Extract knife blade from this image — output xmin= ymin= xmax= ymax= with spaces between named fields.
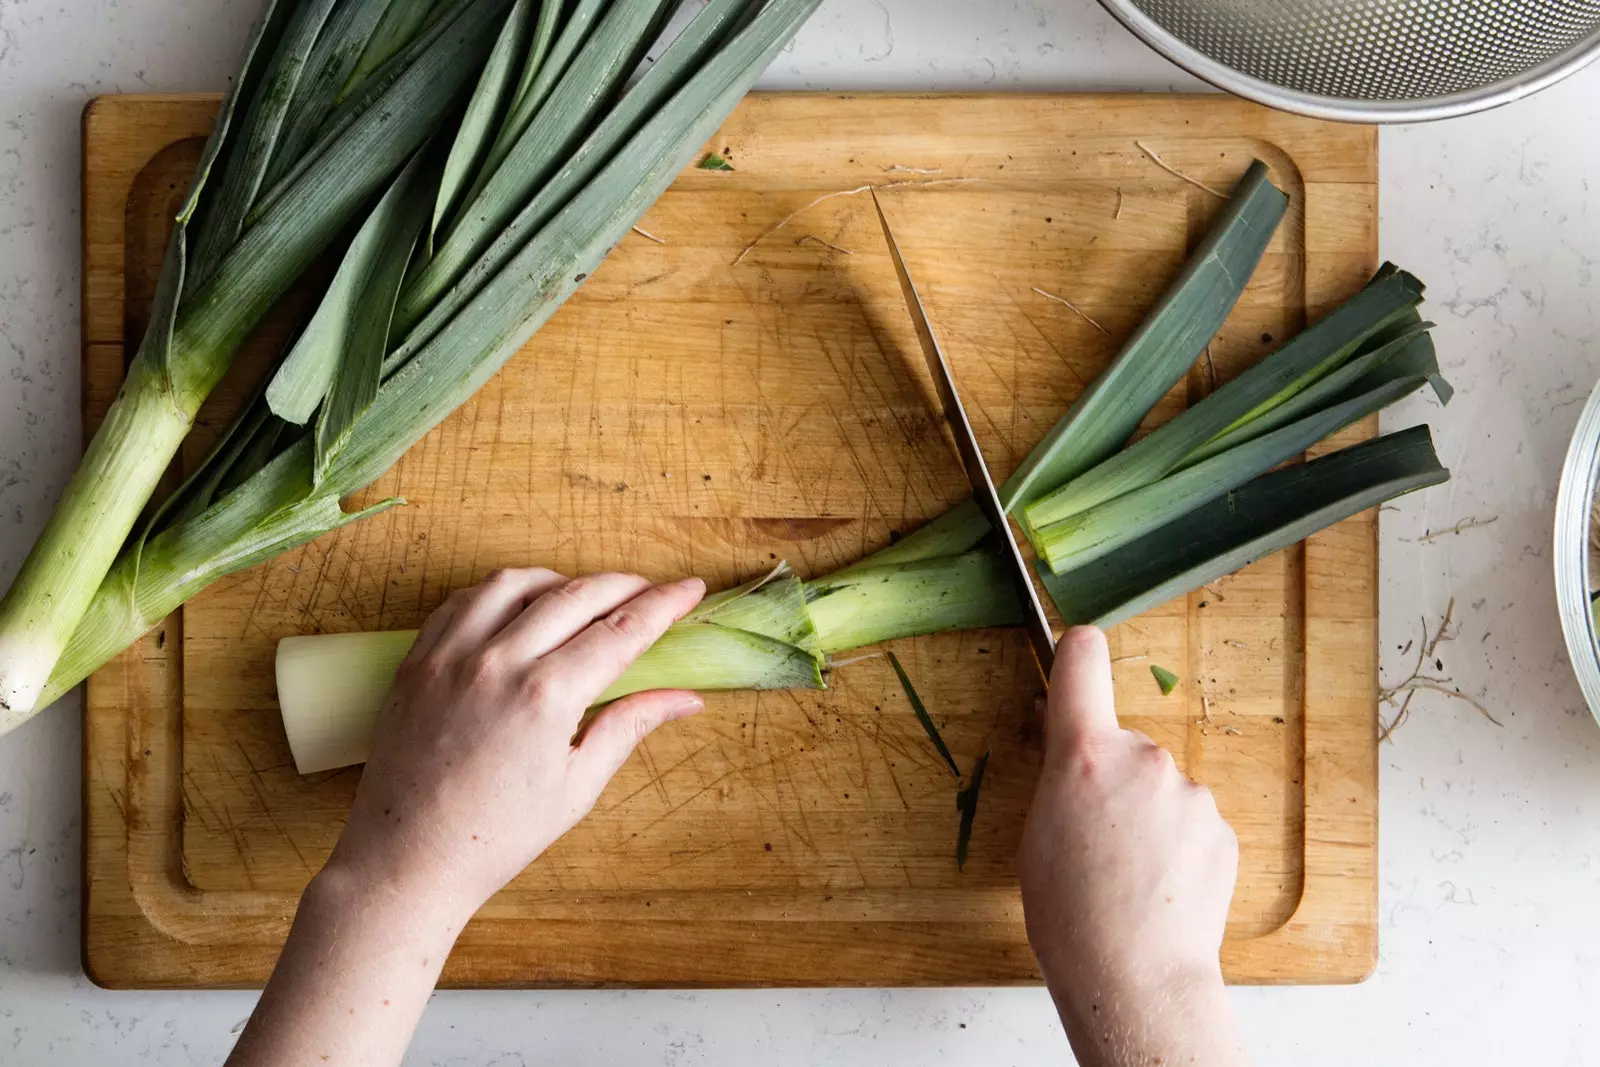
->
xmin=869 ymin=191 xmax=1057 ymax=676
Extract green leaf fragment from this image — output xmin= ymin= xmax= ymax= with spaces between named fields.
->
xmin=1151 ymin=665 xmax=1180 ymax=696
xmin=698 ymin=152 xmax=736 ymax=171
xmin=956 ymin=750 xmax=990 ymax=872
xmin=887 ymin=651 xmax=961 ymax=777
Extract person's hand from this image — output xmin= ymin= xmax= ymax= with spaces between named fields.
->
xmin=1019 ymin=626 xmax=1246 ymax=1067
xmin=227 ymin=570 xmax=707 ymax=1067
xmin=328 ymin=569 xmax=708 ymax=922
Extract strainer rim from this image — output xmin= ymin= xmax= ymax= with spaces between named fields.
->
xmin=1096 ymin=0 xmax=1600 ymax=123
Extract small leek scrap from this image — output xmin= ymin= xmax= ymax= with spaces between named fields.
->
xmin=887 ymin=652 xmax=961 ymax=777
xmin=1151 ymin=665 xmax=1180 ymax=697
xmin=0 ymin=0 xmax=512 ymax=726
xmin=956 ymin=750 xmax=991 ymax=872
xmin=32 ymin=0 xmax=829 ymax=712
xmin=698 ymin=152 xmax=736 ymax=171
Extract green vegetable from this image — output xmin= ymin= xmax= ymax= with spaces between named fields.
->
xmin=1151 ymin=665 xmax=1180 ymax=696
xmin=998 ymin=160 xmax=1287 ymax=514
xmin=0 ymin=0 xmax=508 ymax=725
xmin=698 ymin=152 xmax=736 ymax=170
xmin=888 ymin=652 xmax=961 ymax=777
xmin=956 ymin=750 xmax=990 ymax=872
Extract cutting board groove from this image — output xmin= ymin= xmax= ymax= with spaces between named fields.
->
xmin=82 ymin=92 xmax=1378 ymax=988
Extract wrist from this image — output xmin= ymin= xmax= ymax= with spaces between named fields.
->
xmin=1046 ymin=956 xmax=1240 ymax=1067
xmin=310 ymin=848 xmax=483 ymax=934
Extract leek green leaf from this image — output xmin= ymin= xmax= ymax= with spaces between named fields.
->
xmin=888 ymin=651 xmax=961 ymax=777
xmin=418 ymin=0 xmax=675 ymax=322
xmin=392 ymin=0 xmax=754 ymax=349
xmin=267 ymin=149 xmax=435 ymax=427
xmin=266 ymin=0 xmax=408 ymax=190
xmin=999 ymin=160 xmax=1288 ymax=514
xmin=431 ymin=0 xmax=538 ymax=247
xmin=478 ymin=0 xmax=610 ymax=199
xmin=956 ymin=750 xmax=990 ymax=871
xmin=1181 ymin=322 xmax=1440 ymax=466
xmin=1037 ymin=426 xmax=1450 ymax=629
xmin=1151 ymin=665 xmax=1180 ymax=696
xmin=188 ymin=0 xmax=343 ymax=287
xmin=1023 ymin=266 xmax=1427 ymax=532
xmin=344 ymin=0 xmax=441 ymax=93
xmin=329 ymin=0 xmax=823 ymax=495
xmin=699 ymin=152 xmax=736 ymax=171
xmin=1035 ymin=365 xmax=1446 ymax=573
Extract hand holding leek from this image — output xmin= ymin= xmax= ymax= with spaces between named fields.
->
xmin=227 ymin=568 xmax=706 ymax=1066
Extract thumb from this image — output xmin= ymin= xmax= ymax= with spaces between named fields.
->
xmin=568 ymin=690 xmax=705 ymax=799
xmin=1046 ymin=626 xmax=1120 ymax=750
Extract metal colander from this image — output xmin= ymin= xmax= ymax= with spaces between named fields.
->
xmin=1097 ymin=0 xmax=1600 ymax=121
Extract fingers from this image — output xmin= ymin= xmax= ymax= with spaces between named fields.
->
xmin=540 ymin=578 xmax=707 ymax=709
xmin=1046 ymin=626 xmax=1120 ymax=751
xmin=429 ymin=568 xmax=569 ymax=660
xmin=567 ymin=689 xmax=705 ymax=800
xmin=490 ymin=572 xmax=656 ymax=662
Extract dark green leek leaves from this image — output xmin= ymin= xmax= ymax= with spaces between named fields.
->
xmin=999 ymin=160 xmax=1288 ymax=514
xmin=432 ymin=0 xmax=538 ymax=245
xmin=956 ymin=750 xmax=990 ymax=871
xmin=1037 ymin=426 xmax=1450 ymax=629
xmin=1023 ymin=266 xmax=1429 ymax=533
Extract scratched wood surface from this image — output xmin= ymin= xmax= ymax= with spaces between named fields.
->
xmin=82 ymin=93 xmax=1380 ymax=988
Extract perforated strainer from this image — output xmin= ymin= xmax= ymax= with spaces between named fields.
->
xmin=1097 ymin=0 xmax=1600 ymax=122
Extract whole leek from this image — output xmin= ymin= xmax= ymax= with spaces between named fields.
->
xmin=31 ymin=0 xmax=826 ymax=712
xmin=0 ymin=0 xmax=511 ymax=726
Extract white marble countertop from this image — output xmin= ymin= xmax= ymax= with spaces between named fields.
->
xmin=3 ymin=1 xmax=1598 ymax=1063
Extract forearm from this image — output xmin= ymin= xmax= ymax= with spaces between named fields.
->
xmin=227 ymin=861 xmax=471 ymax=1067
xmin=1046 ymin=961 xmax=1248 ymax=1067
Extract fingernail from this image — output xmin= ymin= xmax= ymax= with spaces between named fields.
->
xmin=677 ymin=577 xmax=707 ymax=596
xmin=673 ymin=694 xmax=705 ymax=718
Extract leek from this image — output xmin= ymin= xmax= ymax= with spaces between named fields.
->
xmin=31 ymin=0 xmax=826 ymax=714
xmin=275 ymin=553 xmax=1000 ymax=774
xmin=0 ymin=0 xmax=510 ymax=726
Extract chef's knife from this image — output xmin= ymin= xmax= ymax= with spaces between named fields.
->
xmin=870 ymin=191 xmax=1057 ymax=677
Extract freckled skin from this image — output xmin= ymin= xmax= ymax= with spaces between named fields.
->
xmin=1020 ymin=627 xmax=1249 ymax=1067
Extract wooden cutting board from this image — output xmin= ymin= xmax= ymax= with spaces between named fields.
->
xmin=81 ymin=92 xmax=1379 ymax=988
